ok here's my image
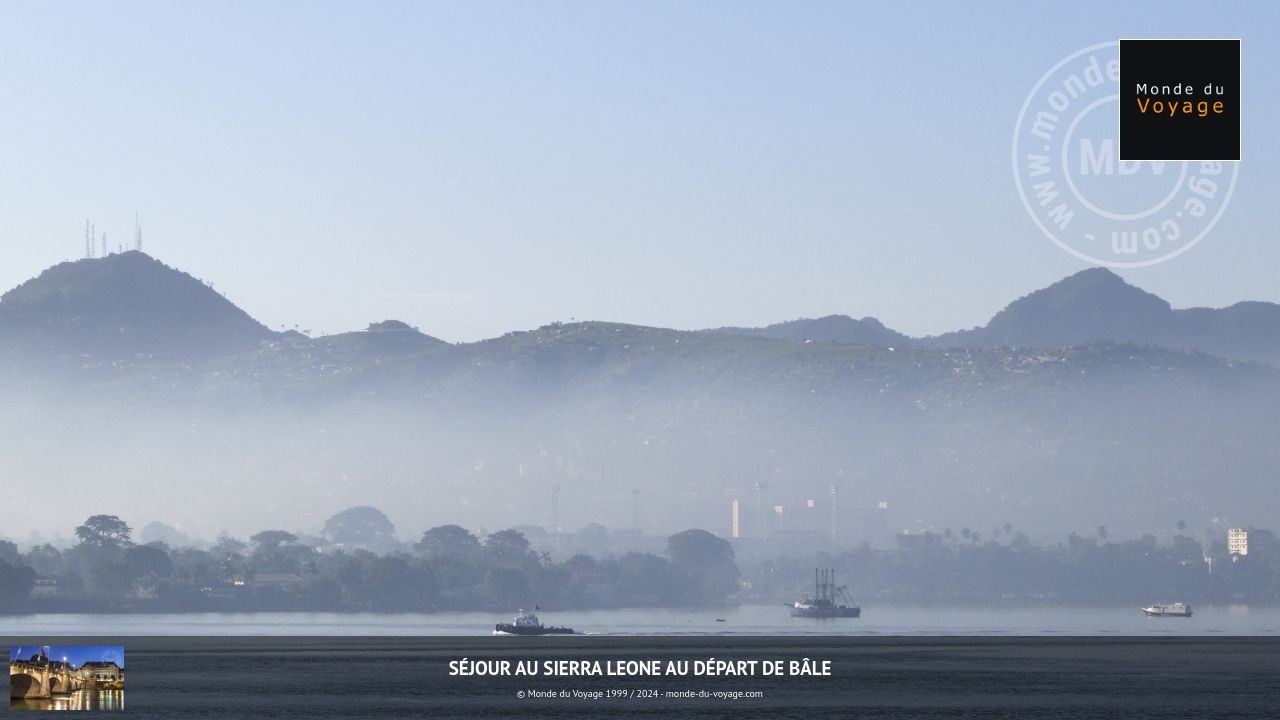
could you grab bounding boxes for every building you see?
[1228,528,1249,556]
[29,578,58,599]
[82,661,124,684]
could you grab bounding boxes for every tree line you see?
[0,508,739,613]
[744,527,1280,604]
[5,509,1279,613]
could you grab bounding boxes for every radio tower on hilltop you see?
[84,219,92,258]
[135,212,142,252]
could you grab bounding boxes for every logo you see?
[1013,41,1238,267]
[1119,39,1240,161]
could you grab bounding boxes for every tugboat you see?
[788,568,861,618]
[494,609,575,635]
[1142,602,1193,617]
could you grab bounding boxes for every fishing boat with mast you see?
[788,568,861,618]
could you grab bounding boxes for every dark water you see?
[5,636,1277,719]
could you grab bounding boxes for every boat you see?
[494,609,575,635]
[1142,602,1193,617]
[788,568,861,618]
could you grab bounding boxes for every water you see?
[10,689,124,711]
[3,604,1278,636]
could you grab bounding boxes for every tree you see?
[24,544,62,577]
[211,534,247,557]
[250,530,298,551]
[249,531,309,574]
[124,544,174,582]
[0,539,19,564]
[87,559,133,597]
[416,525,480,560]
[665,529,739,604]
[484,567,531,609]
[1170,535,1203,564]
[485,529,532,565]
[359,556,438,610]
[666,529,735,569]
[0,561,35,610]
[614,552,681,604]
[322,506,397,548]
[75,515,133,549]
[139,521,189,547]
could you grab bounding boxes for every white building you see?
[82,661,124,683]
[1228,528,1249,556]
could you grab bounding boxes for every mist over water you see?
[5,605,1280,637]
[4,259,1280,545]
[4,254,1280,615]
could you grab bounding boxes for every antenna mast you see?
[551,483,561,534]
[830,485,838,546]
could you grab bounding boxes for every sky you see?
[0,1,1276,342]
[10,645,125,668]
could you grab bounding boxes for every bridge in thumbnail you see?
[9,647,124,700]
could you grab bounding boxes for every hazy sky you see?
[0,1,1275,342]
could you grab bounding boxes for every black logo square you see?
[1119,39,1240,161]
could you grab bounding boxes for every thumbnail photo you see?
[9,645,124,711]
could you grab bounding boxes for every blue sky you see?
[0,1,1274,341]
[10,645,124,668]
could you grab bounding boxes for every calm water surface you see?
[3,604,1278,636]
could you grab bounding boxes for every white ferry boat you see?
[1142,602,1193,617]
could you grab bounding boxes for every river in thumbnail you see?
[10,689,124,711]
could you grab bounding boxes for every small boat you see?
[788,568,861,618]
[1143,602,1193,617]
[494,609,575,635]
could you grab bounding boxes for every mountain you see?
[712,269,1280,365]
[2,253,1280,542]
[312,320,448,356]
[924,268,1280,364]
[708,315,913,347]
[0,251,275,359]
[6,313,1276,541]
[926,268,1178,349]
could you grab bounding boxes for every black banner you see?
[6,636,1279,719]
